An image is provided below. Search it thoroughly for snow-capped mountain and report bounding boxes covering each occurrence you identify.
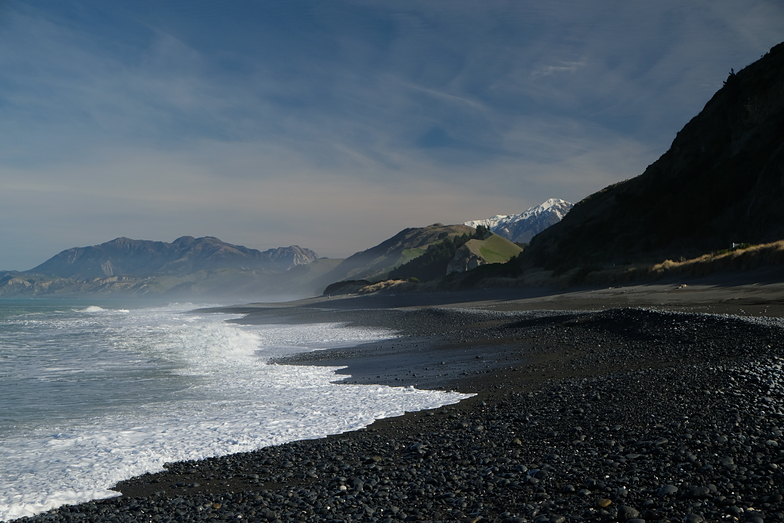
[465,198,573,244]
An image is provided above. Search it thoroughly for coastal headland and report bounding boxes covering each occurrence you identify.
[19,278,784,523]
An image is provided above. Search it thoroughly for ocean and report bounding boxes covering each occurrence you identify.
[0,299,468,521]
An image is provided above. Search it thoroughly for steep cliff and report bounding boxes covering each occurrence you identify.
[522,42,784,270]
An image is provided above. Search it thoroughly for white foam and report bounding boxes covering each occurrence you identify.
[0,304,470,521]
[78,305,107,313]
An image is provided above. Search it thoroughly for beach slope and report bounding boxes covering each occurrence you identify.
[20,282,784,523]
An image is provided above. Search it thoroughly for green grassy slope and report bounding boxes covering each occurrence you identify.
[464,235,524,264]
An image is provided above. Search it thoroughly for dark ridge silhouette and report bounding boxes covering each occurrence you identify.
[520,42,784,272]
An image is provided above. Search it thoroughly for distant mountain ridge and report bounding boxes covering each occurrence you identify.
[464,198,573,243]
[29,236,319,279]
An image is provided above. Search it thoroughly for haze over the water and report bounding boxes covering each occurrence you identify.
[1,1,782,270]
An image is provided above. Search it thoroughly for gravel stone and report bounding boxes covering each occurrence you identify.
[16,307,784,523]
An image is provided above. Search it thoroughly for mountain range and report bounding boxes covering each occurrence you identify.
[0,237,321,298]
[30,236,318,279]
[0,217,541,298]
[2,41,782,297]
[464,198,573,244]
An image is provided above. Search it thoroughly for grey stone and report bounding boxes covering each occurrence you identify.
[617,505,640,521]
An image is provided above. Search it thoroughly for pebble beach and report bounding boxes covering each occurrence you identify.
[14,282,784,523]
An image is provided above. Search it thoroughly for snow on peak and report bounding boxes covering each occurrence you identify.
[464,198,573,243]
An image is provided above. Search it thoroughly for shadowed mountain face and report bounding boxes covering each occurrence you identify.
[29,237,319,279]
[523,42,784,270]
[318,224,476,284]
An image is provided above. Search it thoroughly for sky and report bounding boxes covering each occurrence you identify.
[1,1,782,270]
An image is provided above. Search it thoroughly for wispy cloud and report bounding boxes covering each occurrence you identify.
[395,79,486,110]
[531,60,586,78]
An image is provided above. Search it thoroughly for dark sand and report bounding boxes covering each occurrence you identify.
[20,277,784,523]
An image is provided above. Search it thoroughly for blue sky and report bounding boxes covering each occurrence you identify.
[1,0,782,269]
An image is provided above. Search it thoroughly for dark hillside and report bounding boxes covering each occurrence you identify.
[316,224,475,285]
[388,232,473,282]
[522,42,784,271]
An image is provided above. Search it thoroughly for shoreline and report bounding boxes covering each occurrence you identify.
[17,281,784,523]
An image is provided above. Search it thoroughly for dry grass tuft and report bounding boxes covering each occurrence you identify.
[577,240,784,285]
[650,240,784,277]
[358,280,416,294]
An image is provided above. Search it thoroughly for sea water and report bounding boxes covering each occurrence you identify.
[0,300,468,521]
